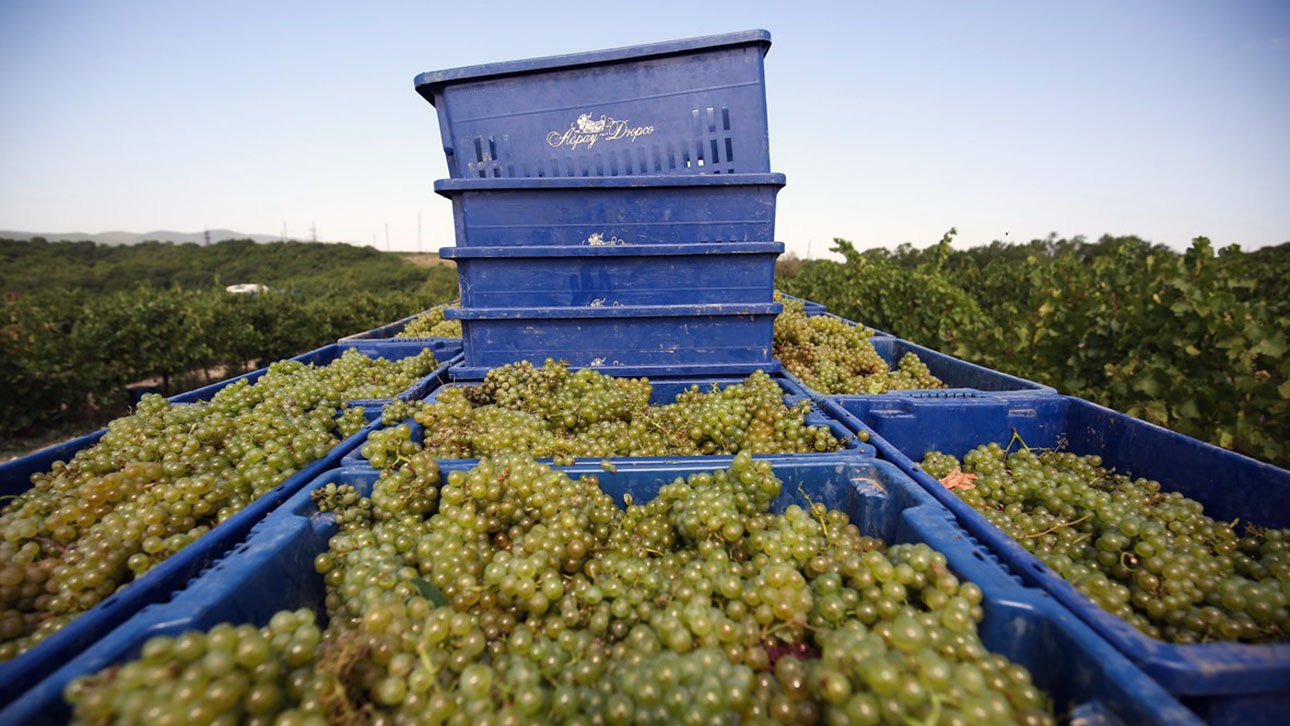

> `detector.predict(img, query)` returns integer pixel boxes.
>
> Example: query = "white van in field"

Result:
[225,283,269,294]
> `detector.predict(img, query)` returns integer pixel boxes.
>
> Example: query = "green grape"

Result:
[379,398,418,426]
[923,444,1290,644]
[396,303,462,338]
[63,609,321,725]
[0,348,438,660]
[772,295,946,394]
[376,359,844,464]
[70,453,1055,725]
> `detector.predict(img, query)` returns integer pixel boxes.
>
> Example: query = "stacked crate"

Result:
[415,30,787,377]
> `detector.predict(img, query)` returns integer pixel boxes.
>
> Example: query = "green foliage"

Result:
[0,287,449,436]
[0,238,453,296]
[0,239,460,437]
[783,230,998,360]
[780,232,1290,467]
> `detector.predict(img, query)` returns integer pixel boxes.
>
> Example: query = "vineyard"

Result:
[4,18,1288,720]
[4,233,1287,470]
[778,232,1290,468]
[0,239,458,442]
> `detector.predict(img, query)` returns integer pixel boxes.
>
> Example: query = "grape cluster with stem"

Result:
[369,360,845,465]
[772,296,944,395]
[0,348,439,660]
[922,442,1290,644]
[397,304,462,339]
[68,452,1055,725]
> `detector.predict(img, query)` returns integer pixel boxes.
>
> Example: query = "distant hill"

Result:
[0,229,280,245]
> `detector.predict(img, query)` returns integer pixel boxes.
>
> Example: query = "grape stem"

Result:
[1005,429,1032,455]
[1018,513,1091,540]
[796,482,836,547]
[904,692,943,726]
[34,536,68,553]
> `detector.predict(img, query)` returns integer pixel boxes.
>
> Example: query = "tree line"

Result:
[777,232,1290,467]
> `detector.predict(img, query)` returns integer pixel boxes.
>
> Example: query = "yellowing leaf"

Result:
[1143,400,1169,424]
[939,468,978,492]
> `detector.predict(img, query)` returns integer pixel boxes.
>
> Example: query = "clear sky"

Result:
[2,0,1287,258]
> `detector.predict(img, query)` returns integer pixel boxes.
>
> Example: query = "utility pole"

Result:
[310,221,317,243]
[417,213,422,253]
[384,223,390,252]
[203,228,211,246]
[281,222,288,242]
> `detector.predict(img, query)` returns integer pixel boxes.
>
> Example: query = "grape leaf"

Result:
[939,468,978,492]
[412,578,448,607]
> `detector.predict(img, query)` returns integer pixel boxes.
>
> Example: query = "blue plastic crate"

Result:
[1,459,1199,725]
[442,242,782,307]
[435,174,784,247]
[823,393,1290,724]
[415,30,772,178]
[342,373,871,470]
[446,302,780,377]
[169,340,463,408]
[783,335,1055,400]
[0,411,385,707]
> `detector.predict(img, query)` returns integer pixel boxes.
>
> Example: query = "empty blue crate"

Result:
[436,174,784,247]
[784,335,1055,400]
[343,373,872,469]
[823,393,1290,724]
[442,242,782,307]
[447,302,781,377]
[0,409,385,707]
[2,459,1197,724]
[415,30,772,178]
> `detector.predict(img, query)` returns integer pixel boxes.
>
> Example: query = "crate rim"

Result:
[434,172,785,195]
[446,302,781,320]
[414,29,772,101]
[440,242,784,259]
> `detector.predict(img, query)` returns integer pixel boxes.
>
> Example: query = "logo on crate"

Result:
[585,232,629,246]
[546,113,655,150]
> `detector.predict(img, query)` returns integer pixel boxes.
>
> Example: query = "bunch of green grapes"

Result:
[773,299,945,395]
[64,609,323,725]
[922,444,1290,644]
[378,398,418,426]
[317,348,441,401]
[399,360,843,464]
[0,348,439,660]
[396,304,462,338]
[70,452,1055,724]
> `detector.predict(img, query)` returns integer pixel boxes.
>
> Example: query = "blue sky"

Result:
[1,0,1287,257]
